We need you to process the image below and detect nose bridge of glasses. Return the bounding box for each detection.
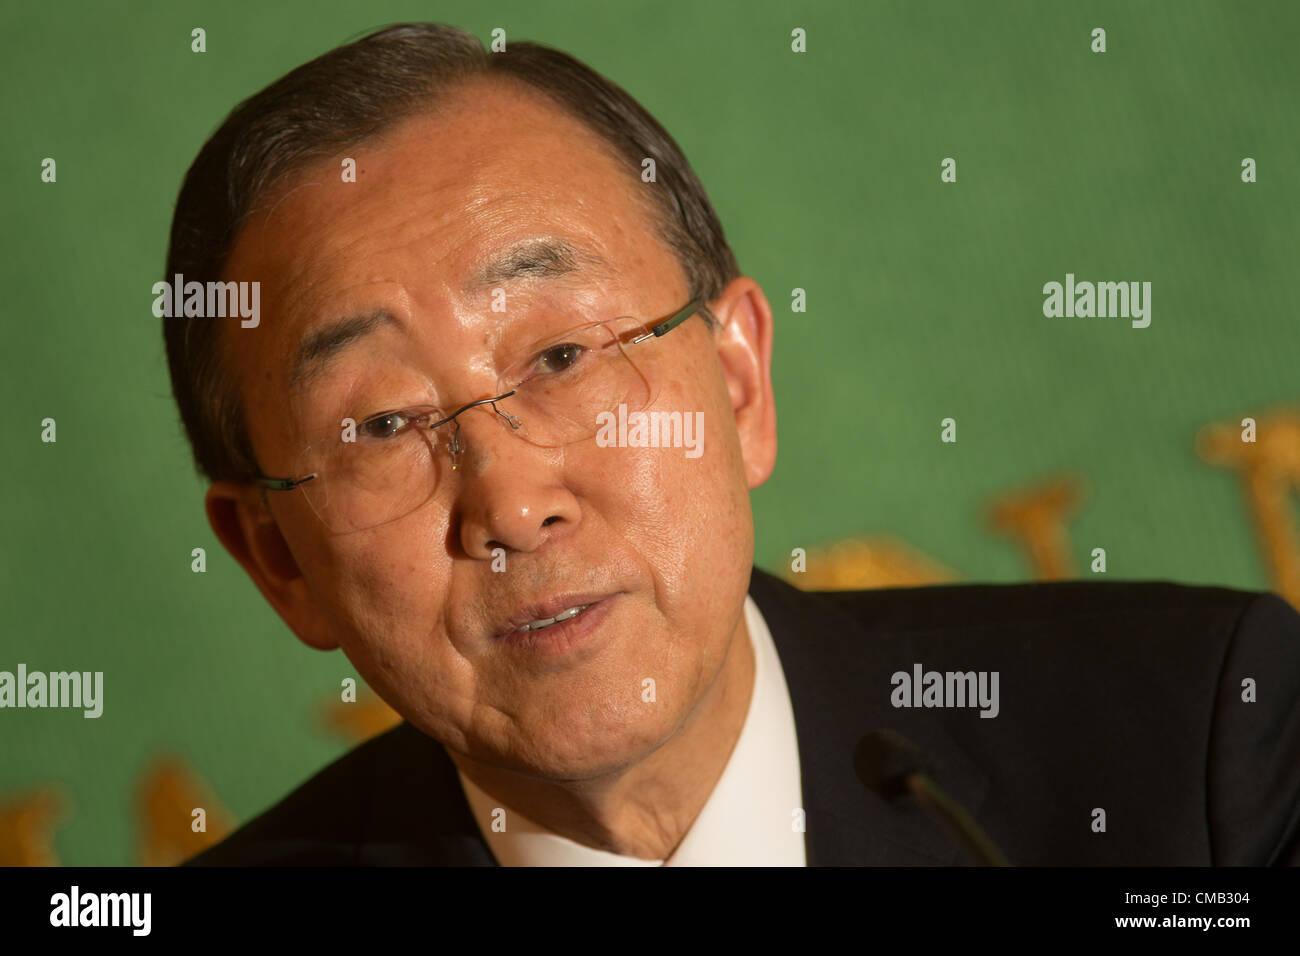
[434,391,516,426]
[436,391,520,461]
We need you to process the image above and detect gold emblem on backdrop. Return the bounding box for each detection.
[136,757,235,867]
[785,409,1300,606]
[320,690,404,742]
[783,475,1086,590]
[784,537,958,590]
[1197,407,1300,610]
[0,788,64,866]
[3,408,1296,865]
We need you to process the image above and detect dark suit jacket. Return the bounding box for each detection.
[186,567,1300,865]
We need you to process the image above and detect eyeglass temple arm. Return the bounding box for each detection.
[257,474,315,490]
[631,298,705,343]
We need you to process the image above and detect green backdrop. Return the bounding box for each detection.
[2,0,1297,865]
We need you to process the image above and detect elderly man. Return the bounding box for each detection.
[172,24,1300,866]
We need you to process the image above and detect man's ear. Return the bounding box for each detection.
[711,277,777,489]
[204,481,340,651]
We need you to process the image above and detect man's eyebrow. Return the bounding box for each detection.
[464,236,609,294]
[287,310,400,392]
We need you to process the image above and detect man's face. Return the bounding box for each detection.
[213,78,775,780]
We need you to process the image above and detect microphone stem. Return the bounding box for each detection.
[906,773,1010,867]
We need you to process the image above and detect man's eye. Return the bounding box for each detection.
[536,343,584,374]
[360,411,412,440]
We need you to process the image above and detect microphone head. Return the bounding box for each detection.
[854,729,932,802]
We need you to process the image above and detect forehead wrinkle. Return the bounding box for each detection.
[257,177,327,228]
[233,179,328,272]
[268,209,447,307]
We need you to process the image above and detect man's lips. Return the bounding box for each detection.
[492,591,620,641]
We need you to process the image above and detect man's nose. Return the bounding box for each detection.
[448,405,581,559]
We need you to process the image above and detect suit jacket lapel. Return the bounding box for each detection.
[360,721,498,865]
[747,566,992,865]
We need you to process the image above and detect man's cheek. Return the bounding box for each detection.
[329,559,431,654]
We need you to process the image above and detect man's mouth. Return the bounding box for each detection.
[516,604,594,632]
[494,591,617,641]
[491,592,621,658]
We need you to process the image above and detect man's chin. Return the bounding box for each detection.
[454,714,679,784]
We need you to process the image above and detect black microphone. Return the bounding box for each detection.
[854,729,1010,866]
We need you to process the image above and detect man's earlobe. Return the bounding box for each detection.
[204,482,339,651]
